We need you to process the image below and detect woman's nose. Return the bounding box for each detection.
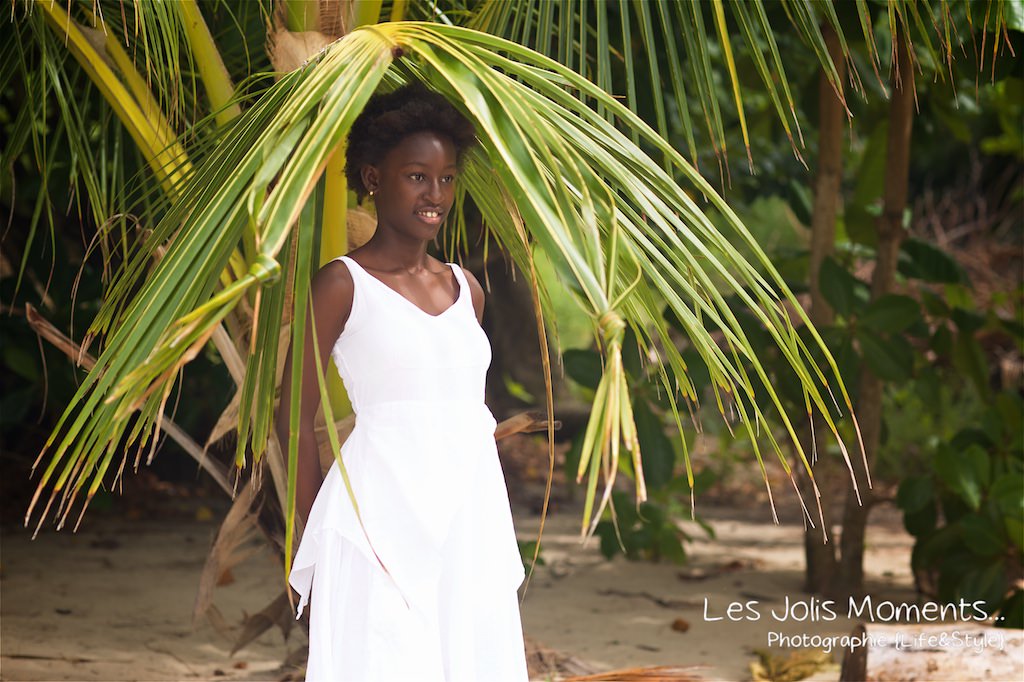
[423,179,443,202]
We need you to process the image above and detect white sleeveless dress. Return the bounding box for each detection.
[288,255,528,681]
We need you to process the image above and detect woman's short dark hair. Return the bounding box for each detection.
[345,84,477,199]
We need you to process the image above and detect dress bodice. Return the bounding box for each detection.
[330,255,492,414]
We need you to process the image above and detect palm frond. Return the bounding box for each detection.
[464,0,1015,173]
[25,23,865,569]
[4,0,257,297]
[467,0,822,170]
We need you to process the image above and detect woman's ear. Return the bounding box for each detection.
[361,165,379,196]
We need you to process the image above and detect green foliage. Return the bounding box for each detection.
[563,332,718,564]
[563,325,689,495]
[517,539,545,572]
[740,172,1021,613]
[898,403,1024,628]
[595,491,687,563]
[819,256,870,319]
[6,2,1020,601]
[898,238,965,284]
[866,267,1024,629]
[593,488,715,564]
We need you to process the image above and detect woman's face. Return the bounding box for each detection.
[363,131,458,242]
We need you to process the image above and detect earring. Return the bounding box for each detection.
[369,190,375,197]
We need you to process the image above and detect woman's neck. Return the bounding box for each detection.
[359,229,433,271]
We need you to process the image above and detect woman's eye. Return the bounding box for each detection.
[441,175,455,183]
[409,173,425,181]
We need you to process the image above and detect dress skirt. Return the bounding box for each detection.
[289,402,528,681]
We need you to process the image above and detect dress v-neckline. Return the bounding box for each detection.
[343,256,462,319]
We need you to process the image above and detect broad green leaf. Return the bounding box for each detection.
[952,332,991,399]
[820,256,868,318]
[1005,517,1024,551]
[903,502,938,537]
[4,345,39,381]
[989,473,1024,517]
[913,524,960,568]
[919,288,950,318]
[957,557,1009,606]
[930,324,954,357]
[859,294,922,333]
[897,475,934,513]
[678,348,712,393]
[633,398,674,490]
[622,326,644,380]
[563,348,603,391]
[856,327,913,383]
[656,532,687,564]
[996,589,1024,629]
[995,393,1024,445]
[952,308,987,335]
[846,120,888,247]
[935,444,990,511]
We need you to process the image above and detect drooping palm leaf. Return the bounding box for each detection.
[25,23,869,584]
[466,0,827,171]
[4,0,260,297]
[465,0,1017,174]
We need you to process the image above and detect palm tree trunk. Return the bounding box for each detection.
[801,22,845,594]
[836,28,915,596]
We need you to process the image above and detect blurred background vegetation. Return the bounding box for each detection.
[2,0,1021,650]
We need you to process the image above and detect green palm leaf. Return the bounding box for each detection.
[467,0,824,169]
[26,23,865,579]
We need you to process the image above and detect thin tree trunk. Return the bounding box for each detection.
[801,22,845,594]
[837,29,915,596]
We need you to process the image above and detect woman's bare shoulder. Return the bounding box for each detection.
[310,258,355,327]
[312,257,354,293]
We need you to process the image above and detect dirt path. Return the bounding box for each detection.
[2,513,292,681]
[518,505,922,681]
[2,499,1020,681]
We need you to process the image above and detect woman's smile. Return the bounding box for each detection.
[414,207,444,224]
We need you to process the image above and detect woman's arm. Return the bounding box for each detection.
[275,259,354,527]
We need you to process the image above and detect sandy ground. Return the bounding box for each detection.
[516,508,1023,681]
[2,498,1021,681]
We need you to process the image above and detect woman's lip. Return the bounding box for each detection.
[415,211,444,225]
[415,209,444,224]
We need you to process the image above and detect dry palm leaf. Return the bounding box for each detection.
[347,205,377,251]
[192,478,262,627]
[231,590,295,655]
[203,603,233,640]
[315,413,356,476]
[496,410,561,440]
[23,304,232,498]
[750,648,834,682]
[525,636,598,678]
[203,388,241,455]
[564,666,704,681]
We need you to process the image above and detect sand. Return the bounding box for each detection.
[2,498,1021,681]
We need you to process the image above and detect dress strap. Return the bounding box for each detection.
[333,255,367,338]
[447,263,477,317]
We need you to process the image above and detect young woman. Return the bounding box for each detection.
[278,85,529,680]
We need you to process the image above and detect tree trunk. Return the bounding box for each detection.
[801,23,845,594]
[836,29,915,596]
